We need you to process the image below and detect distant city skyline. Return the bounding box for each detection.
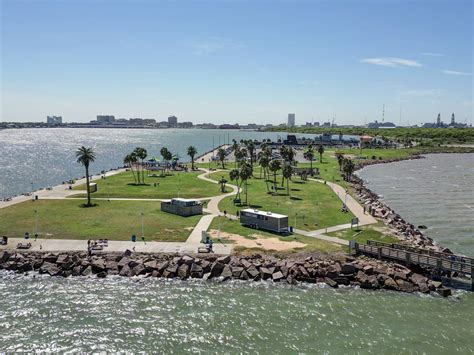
[1,0,472,125]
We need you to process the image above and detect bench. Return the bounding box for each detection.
[17,242,32,250]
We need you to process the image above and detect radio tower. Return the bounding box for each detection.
[382,104,385,122]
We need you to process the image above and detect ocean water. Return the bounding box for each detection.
[0,274,473,353]
[1,130,473,352]
[357,153,474,256]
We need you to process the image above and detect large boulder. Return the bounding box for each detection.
[272,271,284,282]
[324,277,338,288]
[383,277,399,290]
[246,265,260,279]
[119,264,132,277]
[260,267,273,280]
[132,264,146,276]
[144,260,158,272]
[39,262,61,276]
[210,262,225,278]
[326,264,341,278]
[231,266,244,278]
[221,265,233,280]
[181,255,195,265]
[82,265,93,276]
[217,255,231,264]
[178,264,190,279]
[0,250,11,263]
[396,279,416,293]
[341,263,356,275]
[43,253,58,264]
[190,263,203,278]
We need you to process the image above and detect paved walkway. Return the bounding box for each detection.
[1,168,377,254]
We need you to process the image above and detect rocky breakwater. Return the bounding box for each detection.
[352,156,447,252]
[0,250,452,297]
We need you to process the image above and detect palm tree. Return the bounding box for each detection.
[133,147,147,184]
[245,141,256,166]
[76,146,96,207]
[303,145,315,172]
[268,159,281,193]
[124,153,138,184]
[160,147,169,176]
[282,163,294,196]
[342,158,355,181]
[217,148,226,169]
[239,162,253,205]
[258,153,270,180]
[187,146,197,170]
[232,139,239,168]
[218,176,227,193]
[229,169,241,200]
[335,152,345,171]
[317,145,325,163]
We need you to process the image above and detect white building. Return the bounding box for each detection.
[287,113,295,127]
[47,116,62,125]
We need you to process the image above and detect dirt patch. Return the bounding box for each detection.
[209,230,306,251]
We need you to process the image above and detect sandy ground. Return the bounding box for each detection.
[209,230,306,251]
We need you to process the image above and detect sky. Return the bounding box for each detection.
[1,0,472,125]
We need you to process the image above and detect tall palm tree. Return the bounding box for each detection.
[229,168,241,200]
[124,153,138,184]
[232,139,239,168]
[303,145,315,172]
[133,147,147,184]
[282,163,294,196]
[76,146,96,207]
[245,141,256,166]
[268,159,281,193]
[160,147,169,176]
[239,162,253,205]
[258,153,270,180]
[342,158,355,181]
[187,146,197,170]
[217,148,226,169]
[317,145,325,163]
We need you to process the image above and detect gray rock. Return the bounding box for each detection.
[210,262,225,278]
[437,287,452,297]
[119,264,131,277]
[231,266,244,278]
[246,265,259,279]
[0,250,11,263]
[181,255,194,265]
[396,279,416,293]
[117,257,130,270]
[132,264,145,276]
[178,264,190,279]
[324,277,338,288]
[272,271,284,282]
[156,261,169,272]
[56,254,70,265]
[39,262,61,276]
[217,255,231,264]
[326,264,341,278]
[221,265,233,280]
[97,271,107,278]
[82,265,93,276]
[43,253,58,263]
[260,267,273,280]
[341,263,356,275]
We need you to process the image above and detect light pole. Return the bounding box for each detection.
[34,209,38,238]
[31,181,34,201]
[141,212,144,242]
[178,173,180,198]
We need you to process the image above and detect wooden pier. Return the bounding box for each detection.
[355,240,473,291]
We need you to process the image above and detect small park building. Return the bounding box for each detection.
[161,198,203,217]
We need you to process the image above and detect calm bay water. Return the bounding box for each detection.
[0,128,312,199]
[1,129,473,352]
[357,154,474,256]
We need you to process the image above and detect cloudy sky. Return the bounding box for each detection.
[1,0,472,125]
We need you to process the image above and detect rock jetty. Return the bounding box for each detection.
[0,250,452,297]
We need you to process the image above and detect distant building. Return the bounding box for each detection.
[367,120,396,129]
[96,115,115,124]
[422,112,468,128]
[168,115,178,128]
[219,124,240,129]
[46,116,62,125]
[143,118,156,125]
[129,118,144,125]
[287,113,295,127]
[178,121,193,128]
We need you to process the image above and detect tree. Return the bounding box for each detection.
[229,169,241,200]
[268,159,281,193]
[217,148,226,169]
[342,158,355,181]
[258,153,270,180]
[280,145,295,163]
[160,147,170,176]
[335,152,345,171]
[187,146,197,170]
[124,153,138,184]
[303,145,315,171]
[232,139,239,168]
[239,162,253,205]
[76,146,96,207]
[317,145,325,163]
[245,140,256,166]
[218,176,227,193]
[234,147,247,167]
[133,147,147,184]
[282,163,294,196]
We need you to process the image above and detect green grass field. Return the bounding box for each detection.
[327,223,400,245]
[208,217,342,254]
[208,170,355,231]
[0,199,201,242]
[72,170,225,199]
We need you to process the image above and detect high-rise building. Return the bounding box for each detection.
[168,115,178,128]
[451,113,455,125]
[287,113,295,127]
[47,116,62,125]
[96,115,115,123]
[437,113,441,126]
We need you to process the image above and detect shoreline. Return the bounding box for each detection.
[0,249,454,297]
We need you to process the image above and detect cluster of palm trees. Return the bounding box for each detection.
[187,146,197,170]
[335,152,355,181]
[123,147,148,184]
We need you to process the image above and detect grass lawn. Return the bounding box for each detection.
[208,171,355,231]
[0,199,201,242]
[327,223,400,245]
[208,217,342,254]
[72,170,225,199]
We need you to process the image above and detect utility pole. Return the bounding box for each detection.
[141,212,144,241]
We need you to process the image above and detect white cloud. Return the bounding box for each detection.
[421,52,444,57]
[188,37,245,55]
[361,57,422,68]
[443,70,471,76]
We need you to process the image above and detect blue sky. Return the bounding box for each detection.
[1,0,472,125]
